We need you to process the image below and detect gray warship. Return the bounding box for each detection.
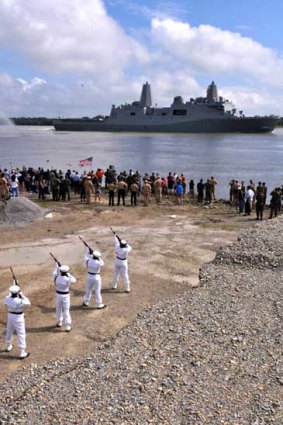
[53,81,278,133]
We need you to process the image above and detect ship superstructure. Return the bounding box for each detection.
[53,82,278,133]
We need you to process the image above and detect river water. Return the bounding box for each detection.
[0,125,282,199]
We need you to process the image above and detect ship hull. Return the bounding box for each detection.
[53,117,278,133]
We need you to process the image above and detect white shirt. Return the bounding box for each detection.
[11,178,19,189]
[246,188,255,200]
[52,266,76,293]
[5,294,31,313]
[84,252,104,274]
[115,235,132,260]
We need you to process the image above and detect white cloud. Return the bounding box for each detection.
[220,86,282,117]
[151,18,283,87]
[0,4,283,117]
[0,0,149,78]
[17,77,47,92]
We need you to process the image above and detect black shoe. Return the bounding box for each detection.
[82,303,89,308]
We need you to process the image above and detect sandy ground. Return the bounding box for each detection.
[0,195,254,384]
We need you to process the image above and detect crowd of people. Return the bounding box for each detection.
[229,179,282,219]
[0,165,218,206]
[0,165,282,218]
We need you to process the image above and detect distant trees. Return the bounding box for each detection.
[11,117,54,126]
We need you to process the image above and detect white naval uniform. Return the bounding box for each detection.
[52,266,76,326]
[5,292,31,351]
[113,235,132,291]
[83,251,104,307]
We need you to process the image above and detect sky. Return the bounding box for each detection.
[0,0,283,118]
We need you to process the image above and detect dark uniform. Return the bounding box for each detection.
[130,182,139,206]
[255,184,265,220]
[269,188,281,219]
[197,179,204,203]
[51,177,60,201]
[117,180,127,206]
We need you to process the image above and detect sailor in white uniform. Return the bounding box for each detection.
[83,249,106,309]
[5,284,31,359]
[52,264,76,332]
[112,234,132,292]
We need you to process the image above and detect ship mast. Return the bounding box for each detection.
[140,82,152,107]
[206,81,218,103]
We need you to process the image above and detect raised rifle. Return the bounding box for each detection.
[110,227,121,244]
[49,252,62,267]
[78,236,93,254]
[10,267,19,286]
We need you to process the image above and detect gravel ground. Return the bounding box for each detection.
[0,216,282,424]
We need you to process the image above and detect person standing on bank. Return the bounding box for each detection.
[209,176,218,201]
[84,176,93,204]
[107,180,116,206]
[255,182,265,220]
[117,178,127,206]
[82,248,107,309]
[5,283,31,359]
[111,229,132,293]
[197,179,204,203]
[52,264,76,332]
[130,179,139,206]
[142,179,151,206]
[154,175,163,204]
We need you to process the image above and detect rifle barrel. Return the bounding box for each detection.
[10,267,19,286]
[79,236,93,253]
[79,236,88,246]
[50,252,61,266]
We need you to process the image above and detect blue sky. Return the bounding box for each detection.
[0,0,283,117]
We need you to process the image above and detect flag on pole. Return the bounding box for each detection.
[79,156,93,167]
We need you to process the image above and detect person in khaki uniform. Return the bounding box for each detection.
[209,176,218,201]
[154,176,163,204]
[84,176,93,204]
[0,173,9,203]
[142,180,151,206]
[107,181,116,206]
[130,180,139,206]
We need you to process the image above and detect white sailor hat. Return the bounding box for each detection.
[9,285,20,294]
[60,265,70,273]
[120,239,127,247]
[93,250,101,258]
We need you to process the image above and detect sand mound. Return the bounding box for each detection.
[0,196,46,224]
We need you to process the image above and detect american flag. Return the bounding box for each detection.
[79,156,93,167]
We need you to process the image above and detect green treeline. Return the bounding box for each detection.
[11,117,55,126]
